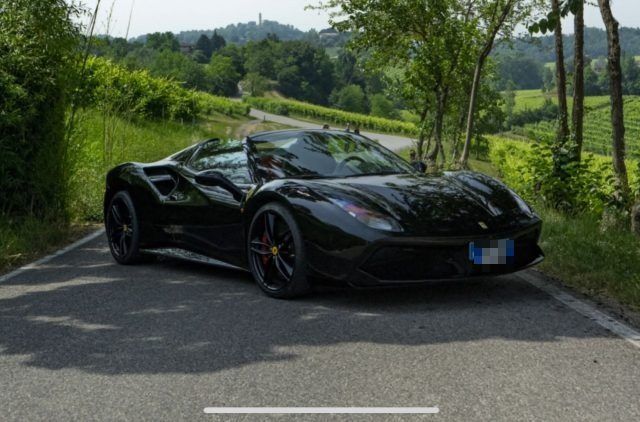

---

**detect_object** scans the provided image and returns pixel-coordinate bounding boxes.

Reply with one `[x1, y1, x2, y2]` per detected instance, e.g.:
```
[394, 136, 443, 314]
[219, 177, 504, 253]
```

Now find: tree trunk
[598, 0, 630, 197]
[459, 0, 514, 168]
[426, 91, 446, 163]
[552, 0, 569, 145]
[572, 0, 584, 161]
[459, 56, 485, 167]
[415, 105, 429, 158]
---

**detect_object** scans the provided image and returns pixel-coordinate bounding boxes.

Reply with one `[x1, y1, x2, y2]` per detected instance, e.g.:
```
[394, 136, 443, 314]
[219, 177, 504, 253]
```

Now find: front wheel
[105, 191, 142, 264]
[247, 203, 310, 298]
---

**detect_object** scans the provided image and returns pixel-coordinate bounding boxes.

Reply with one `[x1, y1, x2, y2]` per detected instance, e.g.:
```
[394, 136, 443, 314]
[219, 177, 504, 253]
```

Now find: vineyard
[244, 96, 418, 136]
[83, 57, 250, 120]
[518, 96, 640, 157]
[513, 89, 611, 112]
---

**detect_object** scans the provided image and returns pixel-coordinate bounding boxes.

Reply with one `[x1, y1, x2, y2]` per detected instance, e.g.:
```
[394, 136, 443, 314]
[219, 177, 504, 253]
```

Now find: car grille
[359, 229, 541, 282]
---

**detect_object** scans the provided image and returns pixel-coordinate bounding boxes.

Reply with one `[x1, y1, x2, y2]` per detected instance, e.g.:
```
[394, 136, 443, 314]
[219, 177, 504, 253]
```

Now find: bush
[0, 0, 80, 217]
[370, 94, 399, 119]
[488, 135, 639, 215]
[80, 57, 249, 121]
[507, 99, 558, 128]
[331, 84, 367, 114]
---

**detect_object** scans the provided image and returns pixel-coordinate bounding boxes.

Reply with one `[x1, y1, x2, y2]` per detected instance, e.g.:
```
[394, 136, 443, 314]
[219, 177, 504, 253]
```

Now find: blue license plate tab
[468, 239, 514, 265]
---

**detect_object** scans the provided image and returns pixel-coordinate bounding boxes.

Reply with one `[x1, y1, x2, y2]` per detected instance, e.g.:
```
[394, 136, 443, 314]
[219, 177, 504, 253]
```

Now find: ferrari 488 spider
[104, 129, 543, 298]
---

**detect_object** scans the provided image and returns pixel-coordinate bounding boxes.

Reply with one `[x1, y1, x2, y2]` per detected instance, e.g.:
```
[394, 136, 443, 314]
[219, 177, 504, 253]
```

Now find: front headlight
[328, 198, 403, 232]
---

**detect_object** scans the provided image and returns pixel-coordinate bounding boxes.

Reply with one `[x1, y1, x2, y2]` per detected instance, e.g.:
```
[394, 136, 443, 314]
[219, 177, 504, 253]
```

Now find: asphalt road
[1, 232, 639, 421]
[249, 109, 415, 152]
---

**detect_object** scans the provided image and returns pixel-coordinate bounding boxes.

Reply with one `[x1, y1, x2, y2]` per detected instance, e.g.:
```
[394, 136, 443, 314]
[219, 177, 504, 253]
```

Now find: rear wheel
[248, 203, 310, 298]
[105, 191, 142, 264]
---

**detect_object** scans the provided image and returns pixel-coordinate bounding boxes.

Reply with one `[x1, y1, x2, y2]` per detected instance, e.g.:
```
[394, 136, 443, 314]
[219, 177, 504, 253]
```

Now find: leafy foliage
[244, 96, 417, 135]
[79, 57, 248, 121]
[489, 135, 639, 213]
[330, 84, 367, 114]
[0, 0, 81, 216]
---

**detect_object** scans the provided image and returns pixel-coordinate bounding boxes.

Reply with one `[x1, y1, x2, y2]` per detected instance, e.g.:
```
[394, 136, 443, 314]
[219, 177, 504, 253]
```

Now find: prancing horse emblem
[478, 221, 488, 230]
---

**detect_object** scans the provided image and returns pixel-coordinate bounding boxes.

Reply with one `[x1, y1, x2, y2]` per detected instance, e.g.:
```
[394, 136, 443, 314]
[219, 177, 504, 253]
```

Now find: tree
[622, 54, 640, 95]
[370, 94, 398, 119]
[210, 31, 226, 53]
[572, 0, 584, 160]
[460, 0, 523, 167]
[331, 84, 367, 113]
[583, 65, 601, 95]
[320, 0, 477, 162]
[334, 50, 365, 88]
[598, 0, 629, 197]
[0, 0, 81, 215]
[503, 80, 517, 128]
[207, 54, 240, 96]
[551, 0, 570, 146]
[146, 32, 180, 52]
[542, 66, 555, 92]
[194, 34, 212, 62]
[241, 72, 270, 96]
[496, 54, 543, 89]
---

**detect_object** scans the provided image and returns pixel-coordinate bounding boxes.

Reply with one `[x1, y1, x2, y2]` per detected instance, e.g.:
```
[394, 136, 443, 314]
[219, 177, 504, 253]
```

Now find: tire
[105, 191, 143, 265]
[247, 203, 310, 298]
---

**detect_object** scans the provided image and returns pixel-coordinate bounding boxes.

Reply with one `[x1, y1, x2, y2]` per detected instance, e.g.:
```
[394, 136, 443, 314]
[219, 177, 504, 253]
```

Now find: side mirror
[195, 171, 244, 202]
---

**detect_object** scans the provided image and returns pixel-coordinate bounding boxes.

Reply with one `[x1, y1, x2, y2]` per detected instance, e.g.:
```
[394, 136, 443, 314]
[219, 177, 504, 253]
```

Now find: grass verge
[0, 216, 98, 274]
[0, 109, 289, 275]
[536, 207, 640, 311]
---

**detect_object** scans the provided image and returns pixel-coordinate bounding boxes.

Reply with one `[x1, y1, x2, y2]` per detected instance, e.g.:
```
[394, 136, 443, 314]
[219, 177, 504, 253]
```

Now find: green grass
[0, 216, 98, 272]
[512, 89, 612, 112]
[536, 207, 640, 311]
[0, 109, 289, 274]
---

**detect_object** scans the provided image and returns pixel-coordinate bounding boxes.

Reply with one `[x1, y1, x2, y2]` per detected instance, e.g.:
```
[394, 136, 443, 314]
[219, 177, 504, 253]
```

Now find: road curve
[249, 108, 415, 152]
[1, 233, 639, 421]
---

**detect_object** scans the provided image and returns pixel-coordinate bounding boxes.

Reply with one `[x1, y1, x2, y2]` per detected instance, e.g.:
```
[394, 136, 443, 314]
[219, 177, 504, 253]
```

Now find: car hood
[303, 172, 536, 236]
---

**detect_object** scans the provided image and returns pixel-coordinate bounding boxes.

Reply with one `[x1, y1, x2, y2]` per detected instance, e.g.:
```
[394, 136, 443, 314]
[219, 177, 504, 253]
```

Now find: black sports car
[104, 129, 543, 298]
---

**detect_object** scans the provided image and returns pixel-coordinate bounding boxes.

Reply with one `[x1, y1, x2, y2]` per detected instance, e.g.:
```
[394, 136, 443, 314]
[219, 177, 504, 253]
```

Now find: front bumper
[345, 222, 544, 287]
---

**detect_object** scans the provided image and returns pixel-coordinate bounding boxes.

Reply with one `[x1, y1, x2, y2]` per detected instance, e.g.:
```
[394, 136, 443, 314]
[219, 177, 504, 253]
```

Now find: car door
[164, 139, 252, 266]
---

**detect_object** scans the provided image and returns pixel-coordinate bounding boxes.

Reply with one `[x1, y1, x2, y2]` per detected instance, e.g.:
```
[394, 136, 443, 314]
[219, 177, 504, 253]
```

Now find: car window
[250, 131, 414, 180]
[188, 140, 252, 185]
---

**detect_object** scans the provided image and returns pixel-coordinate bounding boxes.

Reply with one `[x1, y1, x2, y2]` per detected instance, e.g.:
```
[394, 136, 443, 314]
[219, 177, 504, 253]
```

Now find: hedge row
[244, 96, 418, 135]
[80, 57, 248, 120]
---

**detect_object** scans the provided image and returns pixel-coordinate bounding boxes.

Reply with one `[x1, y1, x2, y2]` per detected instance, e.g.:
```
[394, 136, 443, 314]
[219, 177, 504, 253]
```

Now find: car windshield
[249, 131, 415, 180]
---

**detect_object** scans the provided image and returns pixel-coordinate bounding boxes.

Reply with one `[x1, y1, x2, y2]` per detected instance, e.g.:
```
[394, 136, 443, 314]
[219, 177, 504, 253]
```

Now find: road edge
[519, 270, 640, 349]
[0, 229, 104, 284]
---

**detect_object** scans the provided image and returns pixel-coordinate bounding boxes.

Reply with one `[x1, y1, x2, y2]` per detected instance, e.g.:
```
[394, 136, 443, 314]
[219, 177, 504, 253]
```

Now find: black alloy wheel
[106, 191, 142, 264]
[248, 203, 310, 298]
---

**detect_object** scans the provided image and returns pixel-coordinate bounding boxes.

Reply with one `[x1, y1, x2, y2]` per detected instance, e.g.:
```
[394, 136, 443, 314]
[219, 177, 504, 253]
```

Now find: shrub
[488, 135, 639, 215]
[80, 57, 248, 121]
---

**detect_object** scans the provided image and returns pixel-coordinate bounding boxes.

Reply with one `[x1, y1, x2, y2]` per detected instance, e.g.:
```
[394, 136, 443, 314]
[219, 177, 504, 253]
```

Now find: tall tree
[572, 0, 584, 160]
[0, 0, 80, 215]
[598, 0, 629, 197]
[459, 0, 519, 167]
[318, 0, 476, 162]
[551, 0, 569, 146]
[194, 34, 212, 61]
[210, 30, 226, 53]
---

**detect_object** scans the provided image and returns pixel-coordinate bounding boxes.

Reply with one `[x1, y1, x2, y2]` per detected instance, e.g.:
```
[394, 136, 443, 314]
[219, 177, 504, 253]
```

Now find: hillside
[494, 27, 640, 62]
[508, 90, 640, 157]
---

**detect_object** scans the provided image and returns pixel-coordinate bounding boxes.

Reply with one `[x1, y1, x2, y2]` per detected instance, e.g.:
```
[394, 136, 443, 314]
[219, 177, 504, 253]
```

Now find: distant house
[180, 43, 193, 54]
[319, 28, 339, 39]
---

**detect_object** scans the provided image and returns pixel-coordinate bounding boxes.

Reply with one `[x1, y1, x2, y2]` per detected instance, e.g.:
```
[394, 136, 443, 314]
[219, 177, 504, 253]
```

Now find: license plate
[468, 239, 514, 265]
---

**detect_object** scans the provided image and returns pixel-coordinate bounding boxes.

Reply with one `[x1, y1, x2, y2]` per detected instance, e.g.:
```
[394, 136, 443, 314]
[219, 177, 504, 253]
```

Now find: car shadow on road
[0, 238, 613, 376]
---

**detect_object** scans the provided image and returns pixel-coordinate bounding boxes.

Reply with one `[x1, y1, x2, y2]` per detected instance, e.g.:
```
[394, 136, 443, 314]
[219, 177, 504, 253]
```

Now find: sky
[76, 0, 640, 39]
